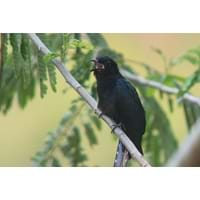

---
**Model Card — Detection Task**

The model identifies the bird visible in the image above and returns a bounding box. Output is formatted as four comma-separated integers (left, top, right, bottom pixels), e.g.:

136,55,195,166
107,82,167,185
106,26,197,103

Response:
90,56,146,166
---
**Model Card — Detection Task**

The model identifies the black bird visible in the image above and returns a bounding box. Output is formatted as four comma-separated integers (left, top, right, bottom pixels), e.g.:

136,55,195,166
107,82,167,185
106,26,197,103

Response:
91,56,146,166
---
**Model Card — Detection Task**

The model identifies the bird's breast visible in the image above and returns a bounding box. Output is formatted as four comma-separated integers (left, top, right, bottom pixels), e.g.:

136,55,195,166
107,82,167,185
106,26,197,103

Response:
97,81,117,118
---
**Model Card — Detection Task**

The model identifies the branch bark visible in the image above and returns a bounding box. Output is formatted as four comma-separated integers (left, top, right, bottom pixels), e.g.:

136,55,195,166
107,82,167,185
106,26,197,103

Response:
167,119,200,166
121,69,200,106
28,33,151,167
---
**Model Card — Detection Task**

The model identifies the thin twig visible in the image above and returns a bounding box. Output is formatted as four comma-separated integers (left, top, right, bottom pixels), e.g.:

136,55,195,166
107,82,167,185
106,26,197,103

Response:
167,119,200,166
28,33,151,167
121,69,200,106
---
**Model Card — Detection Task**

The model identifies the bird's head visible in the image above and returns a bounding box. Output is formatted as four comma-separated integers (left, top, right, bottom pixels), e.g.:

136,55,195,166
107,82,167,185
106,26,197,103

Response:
90,56,120,79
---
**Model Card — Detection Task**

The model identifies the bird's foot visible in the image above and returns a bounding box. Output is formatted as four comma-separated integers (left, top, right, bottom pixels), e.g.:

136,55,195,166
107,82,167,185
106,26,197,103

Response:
94,107,103,118
111,123,122,133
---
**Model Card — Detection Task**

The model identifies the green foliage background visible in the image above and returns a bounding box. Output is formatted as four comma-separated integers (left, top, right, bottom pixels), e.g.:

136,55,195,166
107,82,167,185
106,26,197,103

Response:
0,33,200,166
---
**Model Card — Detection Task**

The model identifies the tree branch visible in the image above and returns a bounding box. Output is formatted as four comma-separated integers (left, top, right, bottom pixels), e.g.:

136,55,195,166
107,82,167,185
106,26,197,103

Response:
167,119,200,166
28,33,151,167
121,69,200,106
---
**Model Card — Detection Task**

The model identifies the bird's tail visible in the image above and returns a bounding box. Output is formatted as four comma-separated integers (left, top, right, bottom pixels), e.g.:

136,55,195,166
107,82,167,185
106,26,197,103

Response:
113,141,129,167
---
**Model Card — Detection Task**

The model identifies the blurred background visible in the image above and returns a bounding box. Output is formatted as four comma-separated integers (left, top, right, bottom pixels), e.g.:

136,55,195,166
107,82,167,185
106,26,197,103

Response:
0,33,200,166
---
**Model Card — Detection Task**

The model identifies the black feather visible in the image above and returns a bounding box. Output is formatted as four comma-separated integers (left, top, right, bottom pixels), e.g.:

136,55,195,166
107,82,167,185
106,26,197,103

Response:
93,56,146,158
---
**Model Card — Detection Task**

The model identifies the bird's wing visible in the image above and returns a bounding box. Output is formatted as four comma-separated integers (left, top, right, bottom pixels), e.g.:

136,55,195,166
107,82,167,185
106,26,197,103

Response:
115,78,146,140
115,78,144,113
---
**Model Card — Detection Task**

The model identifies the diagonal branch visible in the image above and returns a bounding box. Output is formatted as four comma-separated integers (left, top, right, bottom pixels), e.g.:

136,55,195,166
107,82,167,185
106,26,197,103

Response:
28,33,151,167
167,119,200,166
121,69,200,106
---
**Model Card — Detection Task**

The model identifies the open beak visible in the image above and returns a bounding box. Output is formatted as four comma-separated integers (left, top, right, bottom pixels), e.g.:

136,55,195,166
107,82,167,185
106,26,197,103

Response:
90,59,97,72
90,59,105,72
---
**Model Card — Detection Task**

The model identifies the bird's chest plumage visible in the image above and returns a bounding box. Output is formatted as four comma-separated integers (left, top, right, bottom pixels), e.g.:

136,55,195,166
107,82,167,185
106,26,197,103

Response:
97,79,117,118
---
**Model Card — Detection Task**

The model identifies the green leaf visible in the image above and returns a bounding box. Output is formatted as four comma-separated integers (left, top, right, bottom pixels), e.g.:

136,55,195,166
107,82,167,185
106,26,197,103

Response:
0,67,16,113
20,34,32,86
162,74,185,84
52,157,61,167
60,126,88,166
172,46,200,66
87,33,108,48
38,53,48,98
141,93,178,165
21,34,31,63
147,73,162,82
41,53,58,93
47,63,57,92
151,47,163,55
43,52,59,63
151,47,167,68
70,50,93,87
84,123,98,146
70,104,77,112
1,33,9,67
168,97,174,113
10,33,22,77
183,101,200,130
146,87,156,97
188,46,200,57
0,34,9,87
60,33,72,61
27,77,36,99
17,74,35,108
159,90,164,99
90,116,102,130
151,133,162,166
60,113,71,126
179,70,200,96
17,88,27,108
180,54,198,65
69,39,93,50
